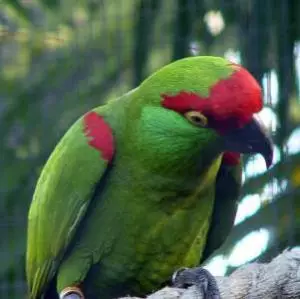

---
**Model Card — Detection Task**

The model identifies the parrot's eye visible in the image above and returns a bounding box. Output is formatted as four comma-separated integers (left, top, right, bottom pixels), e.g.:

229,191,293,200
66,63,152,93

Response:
184,111,208,127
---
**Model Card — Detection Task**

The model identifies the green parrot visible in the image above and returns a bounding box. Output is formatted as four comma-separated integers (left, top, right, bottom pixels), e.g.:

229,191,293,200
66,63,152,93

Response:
26,56,273,299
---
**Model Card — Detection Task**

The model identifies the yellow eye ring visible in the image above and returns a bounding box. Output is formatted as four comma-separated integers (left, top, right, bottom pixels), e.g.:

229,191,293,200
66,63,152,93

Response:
184,111,208,127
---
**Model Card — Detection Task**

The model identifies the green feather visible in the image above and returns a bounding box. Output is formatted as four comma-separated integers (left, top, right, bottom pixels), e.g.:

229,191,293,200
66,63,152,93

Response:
137,56,234,105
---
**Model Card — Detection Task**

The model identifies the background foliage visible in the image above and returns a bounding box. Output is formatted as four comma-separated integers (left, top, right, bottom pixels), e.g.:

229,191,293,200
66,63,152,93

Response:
1,0,300,298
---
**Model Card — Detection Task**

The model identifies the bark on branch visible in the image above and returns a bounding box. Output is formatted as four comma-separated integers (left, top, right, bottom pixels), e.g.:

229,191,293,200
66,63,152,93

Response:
120,249,300,299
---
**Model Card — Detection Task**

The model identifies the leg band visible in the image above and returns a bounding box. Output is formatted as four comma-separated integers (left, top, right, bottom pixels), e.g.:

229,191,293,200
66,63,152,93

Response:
59,286,85,299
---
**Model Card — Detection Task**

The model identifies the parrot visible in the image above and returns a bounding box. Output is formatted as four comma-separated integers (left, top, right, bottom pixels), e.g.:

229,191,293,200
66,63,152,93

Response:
26,56,273,299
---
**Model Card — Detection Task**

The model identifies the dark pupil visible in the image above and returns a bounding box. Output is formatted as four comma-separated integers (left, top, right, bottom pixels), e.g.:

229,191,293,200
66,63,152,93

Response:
191,115,202,123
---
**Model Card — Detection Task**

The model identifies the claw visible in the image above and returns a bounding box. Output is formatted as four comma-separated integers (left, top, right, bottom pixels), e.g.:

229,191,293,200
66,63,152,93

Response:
171,267,189,285
59,286,85,299
172,267,221,299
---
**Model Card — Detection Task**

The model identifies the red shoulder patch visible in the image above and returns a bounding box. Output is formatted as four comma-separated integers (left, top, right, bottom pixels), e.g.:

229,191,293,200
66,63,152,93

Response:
83,111,114,162
222,151,241,166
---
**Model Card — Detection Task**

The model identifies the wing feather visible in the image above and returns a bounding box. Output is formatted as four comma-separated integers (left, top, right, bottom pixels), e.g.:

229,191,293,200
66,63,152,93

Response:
26,111,114,298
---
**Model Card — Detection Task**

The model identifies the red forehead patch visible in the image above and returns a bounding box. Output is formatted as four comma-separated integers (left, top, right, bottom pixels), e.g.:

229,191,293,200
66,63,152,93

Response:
83,111,114,162
162,66,262,130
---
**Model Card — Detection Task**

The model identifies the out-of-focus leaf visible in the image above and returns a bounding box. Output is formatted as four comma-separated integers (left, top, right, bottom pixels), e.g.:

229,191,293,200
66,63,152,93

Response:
3,0,31,22
207,188,300,271
241,153,300,197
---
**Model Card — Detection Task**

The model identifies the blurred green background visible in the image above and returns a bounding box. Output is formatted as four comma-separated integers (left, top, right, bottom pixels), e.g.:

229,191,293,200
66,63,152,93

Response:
1,0,300,298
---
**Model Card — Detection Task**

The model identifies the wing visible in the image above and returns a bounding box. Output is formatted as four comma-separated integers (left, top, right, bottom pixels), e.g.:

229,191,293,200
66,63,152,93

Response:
26,111,114,298
201,158,242,262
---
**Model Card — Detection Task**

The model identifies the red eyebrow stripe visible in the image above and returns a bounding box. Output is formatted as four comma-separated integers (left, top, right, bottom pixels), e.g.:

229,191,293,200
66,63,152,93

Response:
162,91,209,112
161,67,262,122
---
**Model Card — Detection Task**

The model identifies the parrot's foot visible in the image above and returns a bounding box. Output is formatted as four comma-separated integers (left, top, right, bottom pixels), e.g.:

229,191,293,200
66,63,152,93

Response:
59,286,85,299
172,267,221,299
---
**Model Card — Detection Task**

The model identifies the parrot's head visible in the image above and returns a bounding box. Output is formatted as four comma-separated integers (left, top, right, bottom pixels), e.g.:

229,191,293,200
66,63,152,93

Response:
127,56,273,177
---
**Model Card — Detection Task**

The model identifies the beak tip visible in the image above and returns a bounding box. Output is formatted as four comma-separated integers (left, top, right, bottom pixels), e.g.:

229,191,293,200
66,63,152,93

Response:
223,117,274,169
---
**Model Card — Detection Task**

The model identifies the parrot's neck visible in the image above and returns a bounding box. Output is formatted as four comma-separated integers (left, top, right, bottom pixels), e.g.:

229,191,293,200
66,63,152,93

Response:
113,145,223,209
105,97,224,204
103,94,224,205
156,153,222,209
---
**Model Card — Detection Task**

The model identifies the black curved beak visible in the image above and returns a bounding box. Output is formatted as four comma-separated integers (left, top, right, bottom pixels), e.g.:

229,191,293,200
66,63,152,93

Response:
223,117,273,168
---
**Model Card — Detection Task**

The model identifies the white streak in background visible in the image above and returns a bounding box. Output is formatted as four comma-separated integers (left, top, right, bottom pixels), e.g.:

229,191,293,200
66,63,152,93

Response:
271,145,281,165
204,255,228,276
237,149,282,224
257,107,278,132
244,154,267,177
204,11,225,36
262,70,279,106
261,178,288,202
244,145,280,178
234,194,261,225
224,49,241,64
228,229,269,267
286,127,300,154
241,171,246,184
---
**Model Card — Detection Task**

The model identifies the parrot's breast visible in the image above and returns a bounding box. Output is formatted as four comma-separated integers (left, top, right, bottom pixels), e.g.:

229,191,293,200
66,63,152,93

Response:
71,166,217,298
57,145,221,299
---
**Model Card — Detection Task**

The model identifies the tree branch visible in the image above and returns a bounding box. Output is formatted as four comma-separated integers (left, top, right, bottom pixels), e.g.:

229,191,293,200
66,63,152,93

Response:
120,249,300,299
